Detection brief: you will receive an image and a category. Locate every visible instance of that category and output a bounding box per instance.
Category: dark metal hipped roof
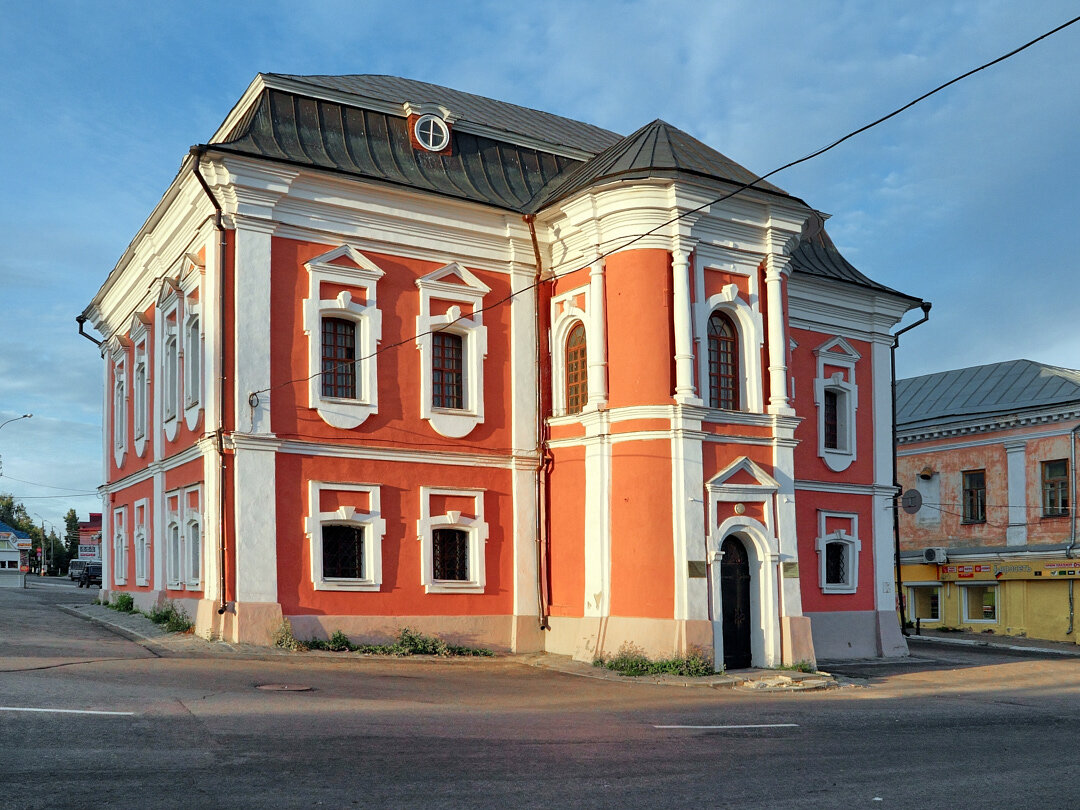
[529,119,790,211]
[214,88,584,211]
[897,359,1080,429]
[788,212,920,301]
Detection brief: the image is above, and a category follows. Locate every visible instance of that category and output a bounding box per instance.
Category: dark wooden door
[720,536,752,669]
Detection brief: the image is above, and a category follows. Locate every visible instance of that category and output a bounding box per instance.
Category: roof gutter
[892,301,932,637]
[189,145,232,623]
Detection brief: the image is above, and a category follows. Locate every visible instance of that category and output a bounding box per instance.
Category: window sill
[313,580,381,592]
[960,520,987,526]
[1042,514,1069,520]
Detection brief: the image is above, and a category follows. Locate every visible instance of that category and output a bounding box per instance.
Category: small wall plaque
[782,562,800,578]
[687,560,708,578]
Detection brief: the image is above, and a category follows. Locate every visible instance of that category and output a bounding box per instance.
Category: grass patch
[146,600,194,633]
[108,593,135,613]
[306,627,494,657]
[594,643,718,677]
[773,660,816,673]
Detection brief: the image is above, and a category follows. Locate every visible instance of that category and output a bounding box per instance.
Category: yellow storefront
[901,557,1080,643]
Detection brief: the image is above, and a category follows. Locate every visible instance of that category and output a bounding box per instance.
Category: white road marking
[654,723,798,729]
[0,706,134,716]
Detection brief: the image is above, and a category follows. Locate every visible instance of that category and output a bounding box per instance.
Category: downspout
[76,315,103,346]
[892,301,931,636]
[1065,423,1080,633]
[189,146,231,619]
[524,214,551,630]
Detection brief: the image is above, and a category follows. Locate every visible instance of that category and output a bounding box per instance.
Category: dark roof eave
[790,265,924,305]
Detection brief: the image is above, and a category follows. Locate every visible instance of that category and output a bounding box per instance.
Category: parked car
[68,560,87,581]
[78,562,102,588]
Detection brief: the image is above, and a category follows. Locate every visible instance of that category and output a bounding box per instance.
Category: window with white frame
[815,511,860,593]
[550,288,590,417]
[416,263,489,438]
[158,277,182,441]
[813,336,860,472]
[133,498,149,587]
[166,507,181,588]
[301,246,385,429]
[112,507,127,586]
[183,312,201,418]
[111,343,128,468]
[417,486,488,593]
[184,486,202,589]
[304,481,386,591]
[130,312,150,458]
[908,585,941,622]
[164,485,202,590]
[961,583,997,623]
[696,282,764,414]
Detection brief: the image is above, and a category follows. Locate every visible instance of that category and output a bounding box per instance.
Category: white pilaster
[232,436,279,603]
[772,417,803,617]
[1005,440,1028,545]
[233,219,275,435]
[586,258,608,408]
[672,407,706,621]
[764,256,794,415]
[671,247,700,405]
[152,469,164,592]
[582,412,612,618]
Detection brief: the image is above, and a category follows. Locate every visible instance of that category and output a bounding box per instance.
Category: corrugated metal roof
[215,88,583,211]
[529,119,789,211]
[897,359,1080,428]
[263,74,622,155]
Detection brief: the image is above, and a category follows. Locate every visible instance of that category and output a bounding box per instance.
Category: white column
[583,418,612,618]
[764,257,794,415]
[672,247,700,405]
[233,219,274,435]
[586,258,608,408]
[671,409,706,623]
[1005,440,1028,545]
[232,437,278,604]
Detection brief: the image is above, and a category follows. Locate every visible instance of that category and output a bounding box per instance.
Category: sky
[1,1,1078,529]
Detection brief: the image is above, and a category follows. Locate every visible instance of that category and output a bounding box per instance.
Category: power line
[248,15,1080,402]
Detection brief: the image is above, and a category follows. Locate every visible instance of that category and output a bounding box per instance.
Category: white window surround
[960,582,998,624]
[110,340,129,469]
[815,511,860,594]
[813,336,861,472]
[695,283,764,414]
[164,486,202,591]
[158,277,182,441]
[417,486,488,594]
[129,313,150,457]
[550,287,588,416]
[184,486,202,589]
[302,245,385,429]
[180,261,203,431]
[134,498,149,587]
[112,506,127,587]
[414,113,450,152]
[415,263,490,438]
[166,518,181,588]
[304,481,386,591]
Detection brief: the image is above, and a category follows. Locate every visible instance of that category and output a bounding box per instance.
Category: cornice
[898,411,1080,447]
[275,438,537,470]
[100,443,208,493]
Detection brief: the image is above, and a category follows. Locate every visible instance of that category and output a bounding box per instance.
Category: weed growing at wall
[108,593,135,613]
[305,627,493,657]
[273,618,307,651]
[593,642,718,677]
[147,601,193,633]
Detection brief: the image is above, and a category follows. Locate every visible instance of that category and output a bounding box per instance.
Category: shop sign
[938,559,1080,581]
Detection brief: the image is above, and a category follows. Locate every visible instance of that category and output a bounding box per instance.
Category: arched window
[565,322,587,415]
[707,312,739,410]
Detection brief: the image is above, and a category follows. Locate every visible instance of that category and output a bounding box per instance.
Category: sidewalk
[63,603,840,689]
[909,627,1080,657]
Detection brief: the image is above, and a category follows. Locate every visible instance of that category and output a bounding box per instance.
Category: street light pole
[0,413,33,432]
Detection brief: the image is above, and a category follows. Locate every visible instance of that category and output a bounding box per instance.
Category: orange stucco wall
[796,492,875,612]
[109,477,155,591]
[547,445,586,617]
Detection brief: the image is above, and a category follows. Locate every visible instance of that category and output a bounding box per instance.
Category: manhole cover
[256,683,312,692]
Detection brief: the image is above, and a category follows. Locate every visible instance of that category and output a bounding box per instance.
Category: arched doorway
[720,536,753,669]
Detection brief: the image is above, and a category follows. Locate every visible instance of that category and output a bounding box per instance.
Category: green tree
[64,508,80,559]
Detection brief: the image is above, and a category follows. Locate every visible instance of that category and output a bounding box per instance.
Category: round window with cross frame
[414,114,450,152]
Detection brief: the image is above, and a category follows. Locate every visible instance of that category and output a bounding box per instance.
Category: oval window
[414,114,450,152]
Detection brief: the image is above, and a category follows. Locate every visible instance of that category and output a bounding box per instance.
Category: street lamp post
[0,413,33,432]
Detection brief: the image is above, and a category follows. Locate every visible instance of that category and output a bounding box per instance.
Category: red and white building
[83,74,923,666]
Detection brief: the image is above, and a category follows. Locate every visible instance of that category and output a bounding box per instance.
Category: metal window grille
[823,389,840,449]
[432,332,464,409]
[825,541,847,585]
[1042,459,1070,517]
[322,524,365,579]
[707,312,738,409]
[432,528,469,581]
[321,318,357,399]
[962,470,986,523]
[565,323,587,414]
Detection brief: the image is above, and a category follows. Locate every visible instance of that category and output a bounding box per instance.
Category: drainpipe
[189,145,231,619]
[76,315,103,347]
[524,214,550,630]
[1066,424,1080,633]
[892,301,931,636]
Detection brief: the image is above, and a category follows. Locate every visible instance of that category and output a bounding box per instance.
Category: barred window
[321,317,357,399]
[1042,459,1070,517]
[432,332,464,409]
[823,389,840,450]
[707,312,738,410]
[432,528,469,581]
[824,541,847,585]
[962,469,986,523]
[565,323,587,415]
[322,524,366,580]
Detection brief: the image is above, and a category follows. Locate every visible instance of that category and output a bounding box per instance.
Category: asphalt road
[4,581,1080,809]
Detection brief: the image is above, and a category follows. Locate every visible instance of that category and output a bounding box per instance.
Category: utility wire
[235,15,1078,402]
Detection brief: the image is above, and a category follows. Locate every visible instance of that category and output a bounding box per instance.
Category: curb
[908,634,1080,658]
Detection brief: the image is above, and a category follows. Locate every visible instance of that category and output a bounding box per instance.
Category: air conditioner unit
[923,547,948,564]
